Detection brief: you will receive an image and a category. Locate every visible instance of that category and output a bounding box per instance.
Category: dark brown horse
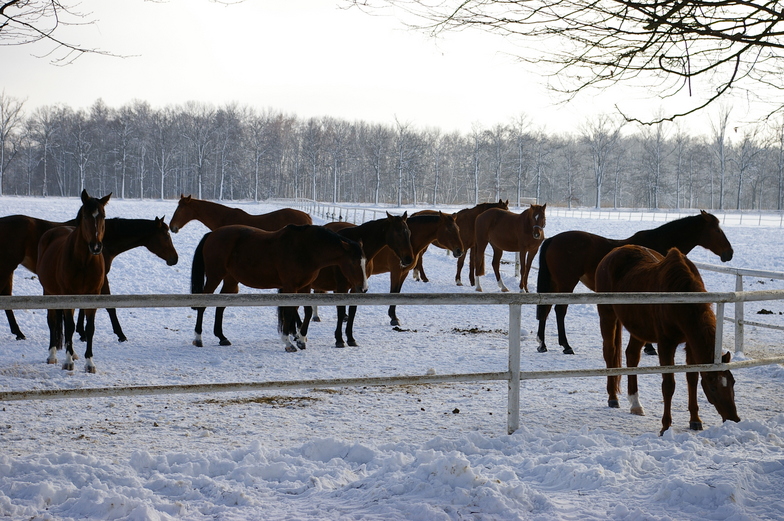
[536,211,734,354]
[412,199,509,285]
[190,224,367,351]
[169,194,312,233]
[473,204,547,293]
[0,214,75,339]
[367,212,464,326]
[37,189,112,373]
[595,245,740,435]
[75,217,179,342]
[298,213,414,347]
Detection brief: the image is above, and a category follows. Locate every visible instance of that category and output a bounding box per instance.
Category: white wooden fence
[1,290,783,435]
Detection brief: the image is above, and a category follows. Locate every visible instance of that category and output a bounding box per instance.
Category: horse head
[78,189,111,255]
[153,216,179,266]
[169,194,193,233]
[436,212,464,258]
[385,211,414,269]
[700,351,741,423]
[340,237,368,294]
[529,203,547,241]
[699,210,734,262]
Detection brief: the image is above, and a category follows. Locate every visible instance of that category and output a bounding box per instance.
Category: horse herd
[0,191,740,434]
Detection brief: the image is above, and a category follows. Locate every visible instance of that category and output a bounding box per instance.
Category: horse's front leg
[46,309,62,364]
[598,305,621,408]
[492,247,509,292]
[80,308,97,373]
[518,250,535,293]
[686,367,703,431]
[277,306,299,352]
[62,309,77,371]
[213,279,239,346]
[625,336,647,416]
[658,347,677,435]
[345,305,359,347]
[1,276,25,340]
[193,307,206,347]
[334,305,347,347]
[536,304,551,353]
[555,304,575,355]
[387,269,406,326]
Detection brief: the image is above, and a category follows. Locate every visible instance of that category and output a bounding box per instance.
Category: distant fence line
[2,290,784,435]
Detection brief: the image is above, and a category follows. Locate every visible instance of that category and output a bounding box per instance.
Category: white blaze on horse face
[360,257,368,292]
[720,376,728,387]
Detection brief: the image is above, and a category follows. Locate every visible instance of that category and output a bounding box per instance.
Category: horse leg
[686,362,703,431]
[455,251,467,286]
[0,275,25,340]
[492,247,509,292]
[555,304,575,355]
[76,309,86,341]
[658,347,677,435]
[536,304,551,353]
[213,279,239,346]
[625,336,646,416]
[193,306,206,347]
[278,306,299,352]
[62,309,77,371]
[345,305,358,347]
[107,308,127,342]
[644,343,657,355]
[46,309,62,364]
[81,309,97,373]
[598,305,621,408]
[295,305,311,350]
[519,250,536,293]
[387,270,406,326]
[413,247,429,283]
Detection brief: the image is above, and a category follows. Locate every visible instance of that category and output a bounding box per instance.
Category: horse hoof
[285,345,297,353]
[689,421,704,431]
[347,340,358,347]
[85,365,97,374]
[630,407,645,416]
[193,340,203,347]
[455,280,463,286]
[62,362,74,371]
[390,319,400,326]
[117,336,128,343]
[297,342,306,350]
[644,345,657,355]
[335,342,346,348]
[562,347,575,355]
[219,339,232,346]
[15,334,25,341]
[537,345,548,353]
[47,357,57,365]
[313,316,321,323]
[608,399,620,408]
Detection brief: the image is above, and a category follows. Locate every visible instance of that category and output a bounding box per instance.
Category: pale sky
[0,0,773,136]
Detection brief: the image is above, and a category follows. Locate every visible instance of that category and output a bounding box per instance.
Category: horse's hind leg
[536,305,551,353]
[625,336,646,416]
[62,309,77,371]
[643,343,657,355]
[193,307,206,347]
[334,305,347,347]
[686,367,702,431]
[107,308,127,342]
[1,276,25,340]
[80,309,97,373]
[492,247,509,292]
[555,304,575,355]
[598,305,621,407]
[46,309,62,364]
[345,305,359,347]
[213,307,232,346]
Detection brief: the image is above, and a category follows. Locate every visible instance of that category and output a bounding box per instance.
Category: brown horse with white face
[595,244,740,435]
[37,189,112,373]
[169,194,311,233]
[473,204,547,293]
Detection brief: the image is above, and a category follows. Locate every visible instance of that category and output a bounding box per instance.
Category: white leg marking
[47,347,57,365]
[628,393,645,416]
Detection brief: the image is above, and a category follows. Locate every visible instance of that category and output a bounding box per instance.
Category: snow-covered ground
[0,196,782,520]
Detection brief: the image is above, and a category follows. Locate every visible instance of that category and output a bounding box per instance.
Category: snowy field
[0,195,783,520]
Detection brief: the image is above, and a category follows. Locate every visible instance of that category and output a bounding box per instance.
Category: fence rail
[2,289,784,434]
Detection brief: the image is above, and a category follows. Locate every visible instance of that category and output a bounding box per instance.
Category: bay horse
[536,211,734,354]
[0,214,75,339]
[298,213,414,347]
[595,245,740,435]
[366,212,464,326]
[473,204,547,293]
[37,189,112,373]
[169,194,312,233]
[412,199,508,286]
[76,217,179,342]
[190,224,367,352]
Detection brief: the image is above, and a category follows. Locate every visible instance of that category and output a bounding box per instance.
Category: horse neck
[195,199,249,229]
[624,217,702,255]
[102,219,154,259]
[341,220,387,258]
[406,216,441,254]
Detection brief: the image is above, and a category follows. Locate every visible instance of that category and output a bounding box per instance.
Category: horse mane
[625,212,711,248]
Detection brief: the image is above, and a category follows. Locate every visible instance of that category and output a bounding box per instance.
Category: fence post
[715,301,725,364]
[507,304,521,434]
[735,274,745,354]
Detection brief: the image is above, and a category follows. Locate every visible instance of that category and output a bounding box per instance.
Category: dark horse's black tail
[190,232,211,308]
[535,238,553,320]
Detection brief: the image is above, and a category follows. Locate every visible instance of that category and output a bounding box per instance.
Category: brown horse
[367,212,464,326]
[169,194,312,233]
[298,213,414,347]
[473,204,547,293]
[412,199,509,285]
[37,189,112,373]
[595,245,740,435]
[0,214,75,339]
[75,217,179,342]
[536,211,734,354]
[190,224,367,352]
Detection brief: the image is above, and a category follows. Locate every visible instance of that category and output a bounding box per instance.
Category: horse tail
[535,238,553,319]
[191,232,211,296]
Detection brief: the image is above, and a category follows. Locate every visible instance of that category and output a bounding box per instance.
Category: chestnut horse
[536,211,734,354]
[190,224,367,351]
[298,213,414,347]
[37,189,112,373]
[169,194,311,233]
[76,217,179,342]
[473,204,547,293]
[595,245,740,435]
[0,214,75,339]
[367,212,464,326]
[412,199,508,286]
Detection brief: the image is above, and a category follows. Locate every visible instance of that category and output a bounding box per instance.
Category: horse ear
[402,211,408,220]
[542,203,547,210]
[386,211,392,219]
[81,189,90,204]
[100,193,112,206]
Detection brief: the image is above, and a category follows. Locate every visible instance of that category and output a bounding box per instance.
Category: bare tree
[351,0,784,123]
[580,115,624,208]
[0,91,24,195]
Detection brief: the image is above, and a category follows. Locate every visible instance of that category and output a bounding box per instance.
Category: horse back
[544,230,624,291]
[248,208,312,231]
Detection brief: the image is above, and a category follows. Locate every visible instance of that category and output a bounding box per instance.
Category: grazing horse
[0,214,75,339]
[76,217,179,342]
[37,189,112,373]
[367,212,464,326]
[412,199,509,285]
[536,211,734,354]
[298,213,414,347]
[190,224,367,351]
[595,245,740,435]
[169,194,311,233]
[473,204,547,293]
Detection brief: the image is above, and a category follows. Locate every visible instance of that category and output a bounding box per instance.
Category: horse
[75,217,179,342]
[595,245,740,435]
[412,199,509,285]
[36,189,112,373]
[536,211,734,354]
[366,212,464,326]
[169,194,312,233]
[190,224,368,352]
[297,213,414,347]
[0,214,76,339]
[473,204,547,293]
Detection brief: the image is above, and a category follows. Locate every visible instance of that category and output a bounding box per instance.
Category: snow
[0,195,783,520]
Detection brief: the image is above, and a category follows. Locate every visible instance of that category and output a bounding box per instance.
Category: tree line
[1,93,784,211]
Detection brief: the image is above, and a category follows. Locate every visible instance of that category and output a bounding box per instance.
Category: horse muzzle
[167,255,179,266]
[89,242,103,255]
[170,225,180,233]
[451,249,463,259]
[399,256,414,269]
[721,250,734,262]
